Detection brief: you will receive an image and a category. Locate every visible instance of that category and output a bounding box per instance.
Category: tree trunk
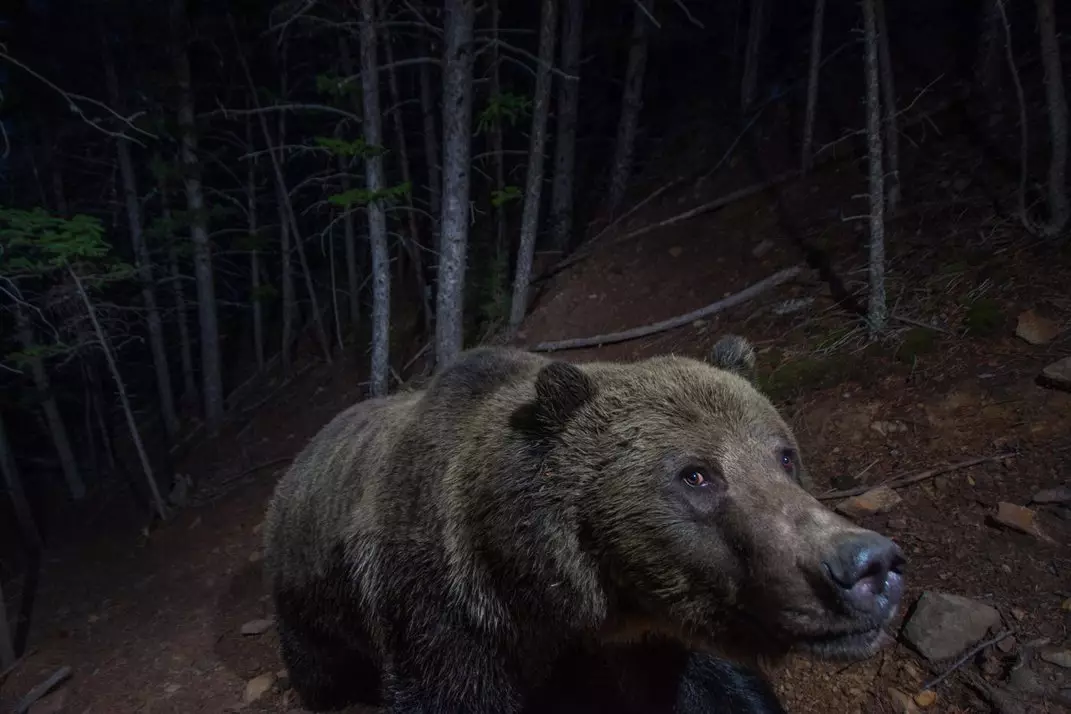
[875,0,900,215]
[549,0,583,252]
[360,0,392,396]
[171,0,224,434]
[69,265,168,521]
[436,0,476,368]
[508,0,559,334]
[974,0,1003,107]
[419,32,442,245]
[740,0,766,111]
[277,108,296,373]
[15,311,84,500]
[159,179,198,407]
[0,410,42,552]
[0,576,13,669]
[801,0,826,172]
[382,16,432,334]
[338,38,363,330]
[104,43,179,438]
[862,0,887,337]
[488,0,508,276]
[607,0,653,218]
[246,116,265,371]
[1035,0,1069,236]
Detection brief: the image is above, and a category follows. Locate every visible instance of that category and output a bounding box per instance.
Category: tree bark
[607,0,653,217]
[276,108,296,373]
[171,0,224,434]
[15,311,84,500]
[875,0,900,214]
[156,173,198,407]
[104,43,179,438]
[245,115,265,371]
[382,16,432,333]
[974,0,1003,106]
[360,0,391,396]
[862,0,887,337]
[338,38,363,330]
[0,410,42,552]
[801,0,826,172]
[549,0,583,251]
[507,0,558,334]
[1035,0,1069,236]
[419,32,442,246]
[740,0,766,111]
[488,0,508,275]
[69,265,168,521]
[435,0,476,368]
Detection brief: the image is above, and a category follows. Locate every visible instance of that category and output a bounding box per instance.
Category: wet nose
[824,532,905,615]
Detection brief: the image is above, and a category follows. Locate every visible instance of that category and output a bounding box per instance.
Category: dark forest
[1,0,1069,711]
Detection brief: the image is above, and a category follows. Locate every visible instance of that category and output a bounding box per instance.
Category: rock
[668,246,683,258]
[835,486,903,519]
[244,673,276,703]
[1015,310,1060,345]
[1038,357,1071,392]
[1041,650,1071,669]
[1031,485,1071,505]
[914,690,937,708]
[902,591,1002,662]
[989,502,1054,542]
[887,687,921,714]
[241,618,275,636]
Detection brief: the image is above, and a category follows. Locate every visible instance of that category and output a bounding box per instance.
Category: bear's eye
[779,449,796,474]
[680,468,709,488]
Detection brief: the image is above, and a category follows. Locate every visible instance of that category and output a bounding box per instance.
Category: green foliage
[314,136,386,159]
[6,342,72,367]
[490,185,522,208]
[476,92,532,134]
[315,74,362,104]
[328,182,412,209]
[0,208,116,275]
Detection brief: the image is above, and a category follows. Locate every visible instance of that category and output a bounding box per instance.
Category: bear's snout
[822,531,905,619]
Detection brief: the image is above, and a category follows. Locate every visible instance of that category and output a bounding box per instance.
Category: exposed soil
[4,91,1071,714]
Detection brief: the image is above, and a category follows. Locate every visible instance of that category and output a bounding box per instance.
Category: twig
[633,0,661,29]
[920,629,1014,693]
[530,265,804,352]
[237,457,291,478]
[13,665,72,714]
[893,313,953,335]
[818,454,1014,500]
[672,0,705,28]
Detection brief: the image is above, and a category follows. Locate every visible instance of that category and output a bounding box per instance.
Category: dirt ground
[3,103,1071,714]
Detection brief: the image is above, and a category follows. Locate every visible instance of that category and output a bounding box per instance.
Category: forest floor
[3,108,1071,714]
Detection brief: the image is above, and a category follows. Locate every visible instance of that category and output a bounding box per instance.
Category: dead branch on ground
[13,665,71,714]
[920,630,1014,693]
[817,453,1015,500]
[530,265,804,352]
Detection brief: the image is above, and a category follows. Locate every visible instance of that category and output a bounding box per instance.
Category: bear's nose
[824,532,905,615]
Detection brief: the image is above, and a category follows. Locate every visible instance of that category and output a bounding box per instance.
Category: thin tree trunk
[0,576,13,669]
[338,38,363,329]
[419,33,442,245]
[875,0,900,215]
[549,0,583,252]
[360,0,391,396]
[277,107,295,373]
[1035,0,1069,236]
[801,0,826,172]
[607,0,653,218]
[15,311,84,500]
[382,17,431,333]
[69,265,167,521]
[104,44,179,438]
[159,179,198,407]
[436,0,476,368]
[862,0,887,337]
[488,0,508,276]
[172,0,224,433]
[974,0,1002,107]
[508,0,558,334]
[329,224,344,351]
[246,116,265,371]
[741,0,766,112]
[0,410,42,552]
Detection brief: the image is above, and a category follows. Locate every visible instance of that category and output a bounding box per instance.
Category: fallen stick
[817,454,1015,501]
[530,265,804,352]
[541,171,801,280]
[13,665,72,714]
[920,629,1014,693]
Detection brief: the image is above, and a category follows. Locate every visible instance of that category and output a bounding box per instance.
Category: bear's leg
[277,617,381,712]
[381,642,522,714]
[675,652,786,714]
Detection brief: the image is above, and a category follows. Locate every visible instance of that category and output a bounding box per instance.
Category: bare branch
[206,101,363,125]
[672,0,705,28]
[632,0,662,28]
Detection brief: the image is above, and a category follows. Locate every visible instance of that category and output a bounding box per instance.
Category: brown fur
[263,336,902,713]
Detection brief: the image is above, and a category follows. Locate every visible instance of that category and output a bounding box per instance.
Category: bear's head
[515,335,905,664]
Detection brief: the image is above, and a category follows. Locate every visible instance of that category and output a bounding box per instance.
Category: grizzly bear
[262,335,905,713]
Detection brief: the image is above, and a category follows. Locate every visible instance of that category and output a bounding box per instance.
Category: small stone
[1039,357,1071,392]
[244,673,276,703]
[1015,310,1060,345]
[835,486,903,519]
[668,246,683,258]
[1041,650,1071,669]
[249,550,263,563]
[1061,598,1071,612]
[902,591,1002,662]
[914,690,937,708]
[888,517,908,530]
[1011,607,1027,621]
[165,683,181,694]
[1031,486,1071,505]
[887,687,921,714]
[241,618,275,636]
[997,635,1017,653]
[989,502,1054,542]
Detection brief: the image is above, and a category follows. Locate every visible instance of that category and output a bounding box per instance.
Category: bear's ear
[510,361,597,436]
[708,334,757,383]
